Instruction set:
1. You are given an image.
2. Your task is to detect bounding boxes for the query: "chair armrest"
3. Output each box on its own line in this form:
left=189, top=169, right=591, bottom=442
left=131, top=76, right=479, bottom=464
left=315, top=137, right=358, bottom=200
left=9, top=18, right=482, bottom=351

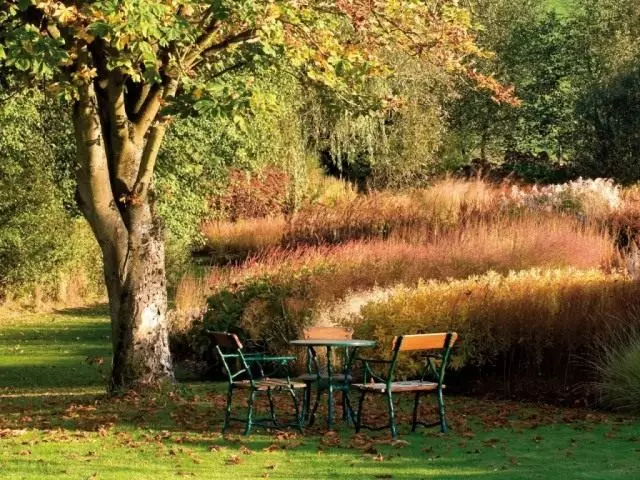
left=354, top=358, right=389, bottom=384
left=244, top=354, right=296, bottom=363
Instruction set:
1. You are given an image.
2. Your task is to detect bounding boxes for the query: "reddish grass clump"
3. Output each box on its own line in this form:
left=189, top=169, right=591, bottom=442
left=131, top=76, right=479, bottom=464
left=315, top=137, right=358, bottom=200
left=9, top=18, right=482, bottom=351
left=212, top=214, right=614, bottom=293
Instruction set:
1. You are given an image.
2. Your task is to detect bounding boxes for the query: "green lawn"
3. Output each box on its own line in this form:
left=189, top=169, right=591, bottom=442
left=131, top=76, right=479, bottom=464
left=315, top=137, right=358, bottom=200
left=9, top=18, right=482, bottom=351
left=1, top=308, right=640, bottom=479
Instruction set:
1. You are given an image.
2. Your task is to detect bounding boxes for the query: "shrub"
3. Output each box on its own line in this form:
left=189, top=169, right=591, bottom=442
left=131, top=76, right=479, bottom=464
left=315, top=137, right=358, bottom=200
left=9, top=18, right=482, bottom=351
left=0, top=93, right=104, bottom=307
left=591, top=324, right=640, bottom=412
left=505, top=178, right=622, bottom=219
left=212, top=168, right=291, bottom=221
left=348, top=268, right=640, bottom=398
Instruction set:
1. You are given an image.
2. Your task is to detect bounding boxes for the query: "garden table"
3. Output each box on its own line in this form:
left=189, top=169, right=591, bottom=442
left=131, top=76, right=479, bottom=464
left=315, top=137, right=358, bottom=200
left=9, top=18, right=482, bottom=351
left=289, top=338, right=376, bottom=429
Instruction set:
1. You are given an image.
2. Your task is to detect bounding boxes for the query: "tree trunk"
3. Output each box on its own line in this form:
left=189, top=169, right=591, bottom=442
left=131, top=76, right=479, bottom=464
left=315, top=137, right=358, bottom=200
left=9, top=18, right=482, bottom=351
left=72, top=69, right=176, bottom=393
left=108, top=200, right=173, bottom=392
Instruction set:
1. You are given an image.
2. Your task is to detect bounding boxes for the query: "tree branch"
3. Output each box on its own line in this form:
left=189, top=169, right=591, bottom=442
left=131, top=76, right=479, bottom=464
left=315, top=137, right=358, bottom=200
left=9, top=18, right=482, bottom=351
left=132, top=79, right=179, bottom=201
left=73, top=72, right=126, bottom=249
left=187, top=29, right=257, bottom=68
left=132, top=82, right=164, bottom=143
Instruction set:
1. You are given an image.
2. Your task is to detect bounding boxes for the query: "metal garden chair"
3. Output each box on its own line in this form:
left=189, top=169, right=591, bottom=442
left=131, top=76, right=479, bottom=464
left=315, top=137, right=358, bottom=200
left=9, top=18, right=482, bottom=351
left=352, top=332, right=458, bottom=439
left=294, top=326, right=354, bottom=424
left=210, top=331, right=306, bottom=435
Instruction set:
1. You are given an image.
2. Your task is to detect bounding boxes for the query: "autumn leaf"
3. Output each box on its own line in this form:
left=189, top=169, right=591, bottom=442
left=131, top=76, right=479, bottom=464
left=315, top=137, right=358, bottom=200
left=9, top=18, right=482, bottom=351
left=225, top=455, right=242, bottom=465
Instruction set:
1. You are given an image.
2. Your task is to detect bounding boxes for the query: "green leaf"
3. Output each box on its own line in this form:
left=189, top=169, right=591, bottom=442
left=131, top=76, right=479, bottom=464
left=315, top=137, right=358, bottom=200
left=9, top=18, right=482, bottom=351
left=14, top=57, right=31, bottom=72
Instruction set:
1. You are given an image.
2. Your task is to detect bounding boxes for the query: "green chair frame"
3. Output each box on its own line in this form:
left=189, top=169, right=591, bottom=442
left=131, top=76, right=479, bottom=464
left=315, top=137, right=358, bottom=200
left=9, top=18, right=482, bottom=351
left=352, top=332, right=458, bottom=439
left=210, top=331, right=306, bottom=435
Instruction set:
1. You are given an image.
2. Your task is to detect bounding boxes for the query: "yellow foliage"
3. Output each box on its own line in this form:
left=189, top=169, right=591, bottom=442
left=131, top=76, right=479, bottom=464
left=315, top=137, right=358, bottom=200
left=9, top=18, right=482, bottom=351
left=350, top=268, right=640, bottom=380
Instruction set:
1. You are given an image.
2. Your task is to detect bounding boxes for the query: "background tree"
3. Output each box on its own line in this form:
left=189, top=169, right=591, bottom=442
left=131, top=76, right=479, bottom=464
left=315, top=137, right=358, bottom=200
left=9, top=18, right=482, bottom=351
left=0, top=0, right=507, bottom=392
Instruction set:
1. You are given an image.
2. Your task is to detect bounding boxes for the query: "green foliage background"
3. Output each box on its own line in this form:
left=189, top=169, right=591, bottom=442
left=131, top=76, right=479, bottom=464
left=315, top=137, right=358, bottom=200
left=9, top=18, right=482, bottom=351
left=2, top=0, right=640, bottom=301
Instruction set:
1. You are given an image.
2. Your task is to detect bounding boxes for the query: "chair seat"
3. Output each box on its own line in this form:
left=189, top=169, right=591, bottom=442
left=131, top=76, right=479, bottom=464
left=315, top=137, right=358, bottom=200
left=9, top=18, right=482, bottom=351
left=352, top=380, right=442, bottom=393
left=233, top=378, right=307, bottom=391
left=295, top=373, right=352, bottom=383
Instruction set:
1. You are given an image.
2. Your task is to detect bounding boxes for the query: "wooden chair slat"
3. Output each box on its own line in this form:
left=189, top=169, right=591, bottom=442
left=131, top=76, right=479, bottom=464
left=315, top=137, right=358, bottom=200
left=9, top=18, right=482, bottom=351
left=352, top=380, right=441, bottom=393
left=303, top=326, right=354, bottom=340
left=393, top=333, right=458, bottom=351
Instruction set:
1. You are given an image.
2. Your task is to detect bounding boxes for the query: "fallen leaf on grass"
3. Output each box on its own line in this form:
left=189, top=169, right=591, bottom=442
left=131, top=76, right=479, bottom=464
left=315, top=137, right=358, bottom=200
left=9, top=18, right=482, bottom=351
left=274, top=431, right=297, bottom=441
left=483, top=438, right=500, bottom=448
left=321, top=431, right=341, bottom=448
left=349, top=433, right=372, bottom=449
left=225, top=455, right=242, bottom=465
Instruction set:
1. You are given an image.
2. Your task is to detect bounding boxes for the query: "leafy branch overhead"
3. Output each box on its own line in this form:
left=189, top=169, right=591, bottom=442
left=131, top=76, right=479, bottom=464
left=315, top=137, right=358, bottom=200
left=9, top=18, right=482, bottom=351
left=0, top=0, right=517, bottom=121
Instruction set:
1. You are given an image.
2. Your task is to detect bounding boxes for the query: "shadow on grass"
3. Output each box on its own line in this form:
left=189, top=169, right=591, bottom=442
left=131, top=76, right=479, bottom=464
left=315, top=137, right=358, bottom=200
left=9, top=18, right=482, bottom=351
left=53, top=303, right=111, bottom=319
left=0, top=306, right=111, bottom=390
left=0, top=382, right=637, bottom=479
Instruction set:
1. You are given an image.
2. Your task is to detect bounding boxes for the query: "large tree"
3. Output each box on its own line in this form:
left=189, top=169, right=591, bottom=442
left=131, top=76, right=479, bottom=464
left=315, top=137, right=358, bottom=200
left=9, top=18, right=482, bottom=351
left=0, top=0, right=509, bottom=392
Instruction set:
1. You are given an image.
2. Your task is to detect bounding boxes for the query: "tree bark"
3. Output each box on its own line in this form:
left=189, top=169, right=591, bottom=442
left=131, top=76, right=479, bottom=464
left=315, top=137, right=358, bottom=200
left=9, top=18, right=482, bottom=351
left=72, top=63, right=175, bottom=393
left=108, top=200, right=173, bottom=392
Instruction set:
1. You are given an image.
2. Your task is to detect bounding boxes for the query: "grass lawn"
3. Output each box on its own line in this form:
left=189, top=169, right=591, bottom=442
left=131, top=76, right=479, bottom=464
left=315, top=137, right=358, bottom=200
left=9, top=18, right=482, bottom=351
left=1, top=308, right=640, bottom=479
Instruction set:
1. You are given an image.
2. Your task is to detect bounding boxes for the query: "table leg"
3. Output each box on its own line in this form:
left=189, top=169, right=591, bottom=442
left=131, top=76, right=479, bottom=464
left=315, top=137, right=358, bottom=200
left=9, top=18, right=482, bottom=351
left=326, top=345, right=333, bottom=429
left=343, top=346, right=359, bottom=425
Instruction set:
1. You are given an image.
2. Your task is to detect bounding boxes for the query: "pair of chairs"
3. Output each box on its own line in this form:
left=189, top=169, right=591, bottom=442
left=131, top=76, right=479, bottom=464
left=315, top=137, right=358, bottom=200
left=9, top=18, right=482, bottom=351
left=210, top=329, right=458, bottom=438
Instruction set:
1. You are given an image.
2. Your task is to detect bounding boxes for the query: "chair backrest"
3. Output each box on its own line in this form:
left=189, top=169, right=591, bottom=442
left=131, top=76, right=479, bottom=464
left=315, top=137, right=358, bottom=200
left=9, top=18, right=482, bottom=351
left=303, top=326, right=353, bottom=340
left=392, top=333, right=458, bottom=352
left=379, top=332, right=458, bottom=387
left=210, top=331, right=243, bottom=350
left=208, top=331, right=252, bottom=385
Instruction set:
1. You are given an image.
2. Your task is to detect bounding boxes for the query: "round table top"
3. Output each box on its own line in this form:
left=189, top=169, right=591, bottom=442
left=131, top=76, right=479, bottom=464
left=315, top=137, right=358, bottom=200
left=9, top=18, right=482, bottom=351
left=289, top=339, right=376, bottom=348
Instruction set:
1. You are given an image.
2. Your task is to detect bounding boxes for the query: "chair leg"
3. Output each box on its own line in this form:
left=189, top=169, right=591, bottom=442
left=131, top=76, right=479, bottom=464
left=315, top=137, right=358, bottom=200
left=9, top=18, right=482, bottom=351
left=341, top=391, right=348, bottom=421
left=411, top=392, right=421, bottom=433
left=387, top=392, right=398, bottom=439
left=223, top=384, right=233, bottom=434
left=289, top=388, right=304, bottom=433
left=303, top=382, right=312, bottom=423
left=327, top=383, right=334, bottom=429
left=244, top=390, right=256, bottom=436
left=437, top=388, right=448, bottom=433
left=267, top=388, right=277, bottom=425
left=309, top=387, right=322, bottom=427
left=344, top=391, right=355, bottom=424
left=355, top=390, right=366, bottom=433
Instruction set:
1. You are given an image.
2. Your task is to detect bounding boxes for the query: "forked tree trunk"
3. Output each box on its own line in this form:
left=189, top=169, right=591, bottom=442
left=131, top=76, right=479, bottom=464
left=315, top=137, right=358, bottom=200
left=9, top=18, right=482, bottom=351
left=72, top=62, right=177, bottom=393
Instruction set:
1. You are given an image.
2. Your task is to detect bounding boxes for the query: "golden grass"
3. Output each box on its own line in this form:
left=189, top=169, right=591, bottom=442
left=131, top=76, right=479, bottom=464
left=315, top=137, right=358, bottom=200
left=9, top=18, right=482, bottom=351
left=350, top=268, right=640, bottom=390
left=200, top=216, right=287, bottom=261
left=201, top=178, right=505, bottom=258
